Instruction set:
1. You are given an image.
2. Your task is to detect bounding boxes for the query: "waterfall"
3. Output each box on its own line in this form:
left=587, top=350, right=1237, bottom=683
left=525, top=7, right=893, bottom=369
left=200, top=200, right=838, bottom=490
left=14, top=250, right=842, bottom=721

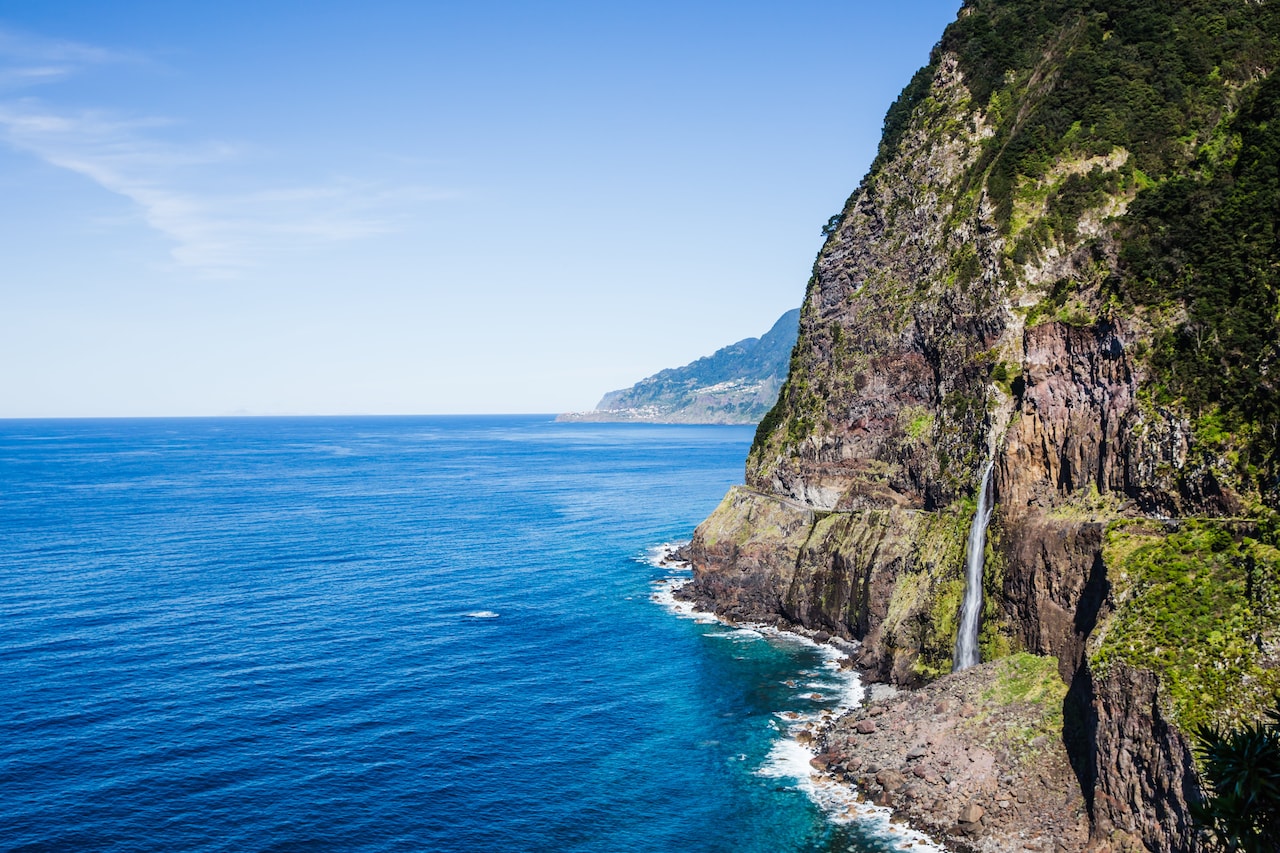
left=953, top=460, right=995, bottom=673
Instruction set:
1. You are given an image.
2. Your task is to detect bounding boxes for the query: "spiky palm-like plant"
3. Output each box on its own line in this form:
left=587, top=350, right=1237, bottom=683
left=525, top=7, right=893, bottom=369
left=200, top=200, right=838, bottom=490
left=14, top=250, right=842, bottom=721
left=1193, top=706, right=1280, bottom=853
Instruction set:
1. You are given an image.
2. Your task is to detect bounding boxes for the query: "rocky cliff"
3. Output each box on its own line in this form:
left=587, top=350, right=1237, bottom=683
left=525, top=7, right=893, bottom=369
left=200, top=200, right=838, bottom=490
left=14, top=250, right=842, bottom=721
left=680, top=2, right=1280, bottom=850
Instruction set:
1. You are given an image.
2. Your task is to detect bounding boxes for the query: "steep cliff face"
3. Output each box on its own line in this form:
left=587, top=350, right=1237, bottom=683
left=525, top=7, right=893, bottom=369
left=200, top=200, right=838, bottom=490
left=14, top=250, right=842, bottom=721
left=1067, top=662, right=1202, bottom=852
left=748, top=51, right=1002, bottom=513
left=683, top=1, right=1280, bottom=849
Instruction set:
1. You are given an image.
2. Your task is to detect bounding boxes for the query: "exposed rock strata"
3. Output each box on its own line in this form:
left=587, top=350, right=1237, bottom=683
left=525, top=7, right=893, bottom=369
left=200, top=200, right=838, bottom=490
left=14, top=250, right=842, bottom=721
left=1067, top=662, right=1201, bottom=853
left=681, top=2, right=1280, bottom=850
left=812, top=656, right=1090, bottom=852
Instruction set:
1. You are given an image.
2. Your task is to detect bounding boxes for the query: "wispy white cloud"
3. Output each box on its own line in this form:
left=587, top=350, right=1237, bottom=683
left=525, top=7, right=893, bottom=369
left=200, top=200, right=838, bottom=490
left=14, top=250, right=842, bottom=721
left=0, top=101, right=429, bottom=271
left=0, top=26, right=135, bottom=90
left=0, top=26, right=127, bottom=65
left=0, top=26, right=457, bottom=273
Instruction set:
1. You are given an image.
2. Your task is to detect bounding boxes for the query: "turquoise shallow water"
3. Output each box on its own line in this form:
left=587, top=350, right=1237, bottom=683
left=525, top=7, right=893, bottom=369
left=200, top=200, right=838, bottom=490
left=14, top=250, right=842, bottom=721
left=0, top=415, right=926, bottom=853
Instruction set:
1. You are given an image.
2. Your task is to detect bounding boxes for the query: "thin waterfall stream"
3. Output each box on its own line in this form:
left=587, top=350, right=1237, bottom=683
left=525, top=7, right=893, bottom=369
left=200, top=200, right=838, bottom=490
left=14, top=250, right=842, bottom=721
left=953, top=460, right=995, bottom=672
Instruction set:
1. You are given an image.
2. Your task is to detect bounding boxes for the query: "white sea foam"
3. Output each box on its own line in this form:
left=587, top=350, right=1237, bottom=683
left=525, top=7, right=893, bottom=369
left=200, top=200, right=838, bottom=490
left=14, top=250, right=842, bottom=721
left=750, top=635, right=947, bottom=849
left=646, top=538, right=946, bottom=852
left=650, top=577, right=714, bottom=621
left=648, top=549, right=722, bottom=626
left=755, top=723, right=946, bottom=852
left=724, top=628, right=764, bottom=642
left=757, top=735, right=816, bottom=780
left=639, top=542, right=691, bottom=570
left=770, top=632, right=865, bottom=713
left=645, top=543, right=721, bottom=623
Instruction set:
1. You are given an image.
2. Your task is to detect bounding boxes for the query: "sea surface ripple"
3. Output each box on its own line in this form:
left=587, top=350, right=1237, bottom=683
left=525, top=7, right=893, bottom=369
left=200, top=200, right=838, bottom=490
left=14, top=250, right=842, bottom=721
left=0, top=415, right=924, bottom=853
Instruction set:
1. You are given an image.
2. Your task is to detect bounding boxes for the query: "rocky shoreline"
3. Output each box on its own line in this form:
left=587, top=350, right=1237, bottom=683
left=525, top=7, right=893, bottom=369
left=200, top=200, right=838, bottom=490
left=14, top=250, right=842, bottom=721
left=665, top=548, right=1089, bottom=852
left=665, top=3, right=1280, bottom=849
left=809, top=658, right=1091, bottom=853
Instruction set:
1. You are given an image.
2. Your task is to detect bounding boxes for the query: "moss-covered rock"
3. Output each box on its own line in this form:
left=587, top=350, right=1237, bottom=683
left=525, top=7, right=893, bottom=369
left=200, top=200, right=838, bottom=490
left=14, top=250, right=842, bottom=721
left=689, top=1, right=1280, bottom=847
left=1093, top=518, right=1280, bottom=732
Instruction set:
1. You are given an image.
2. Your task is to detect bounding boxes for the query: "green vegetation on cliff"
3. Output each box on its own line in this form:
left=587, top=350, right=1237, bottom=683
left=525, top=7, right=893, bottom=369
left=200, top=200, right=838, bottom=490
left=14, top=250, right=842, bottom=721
left=946, top=0, right=1280, bottom=219
left=1094, top=518, right=1280, bottom=732
left=977, top=652, right=1068, bottom=755
left=753, top=0, right=1280, bottom=506
left=1118, top=74, right=1280, bottom=500
left=879, top=497, right=980, bottom=680
left=941, top=0, right=1280, bottom=502
left=696, top=2, right=1280, bottom=847
left=566, top=309, right=800, bottom=425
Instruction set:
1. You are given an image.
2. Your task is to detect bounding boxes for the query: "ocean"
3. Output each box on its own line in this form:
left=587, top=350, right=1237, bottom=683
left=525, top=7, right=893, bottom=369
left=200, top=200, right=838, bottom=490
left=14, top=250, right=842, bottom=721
left=0, top=415, right=936, bottom=853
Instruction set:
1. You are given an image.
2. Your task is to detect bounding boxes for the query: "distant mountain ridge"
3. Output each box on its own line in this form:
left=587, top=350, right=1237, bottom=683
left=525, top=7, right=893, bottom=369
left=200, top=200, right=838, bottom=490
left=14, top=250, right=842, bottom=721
left=559, top=309, right=799, bottom=424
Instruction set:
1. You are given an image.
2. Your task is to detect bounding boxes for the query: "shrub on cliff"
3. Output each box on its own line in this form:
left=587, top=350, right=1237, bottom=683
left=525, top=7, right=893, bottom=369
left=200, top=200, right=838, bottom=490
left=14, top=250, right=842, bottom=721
left=1193, top=705, right=1280, bottom=852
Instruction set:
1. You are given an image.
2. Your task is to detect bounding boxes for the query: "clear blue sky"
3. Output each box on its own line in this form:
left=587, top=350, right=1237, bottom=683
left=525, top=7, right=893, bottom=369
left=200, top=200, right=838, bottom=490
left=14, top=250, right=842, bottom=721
left=1, top=1, right=961, bottom=417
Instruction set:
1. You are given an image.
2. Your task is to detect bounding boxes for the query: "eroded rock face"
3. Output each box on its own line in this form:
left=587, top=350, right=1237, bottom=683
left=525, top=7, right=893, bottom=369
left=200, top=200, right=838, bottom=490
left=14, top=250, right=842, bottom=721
left=746, top=54, right=1001, bottom=515
left=680, top=486, right=813, bottom=624
left=998, top=319, right=1233, bottom=520
left=1000, top=320, right=1141, bottom=513
left=1067, top=662, right=1202, bottom=853
left=993, top=514, right=1106, bottom=679
left=683, top=3, right=1280, bottom=850
left=683, top=486, right=975, bottom=683
left=819, top=657, right=1090, bottom=853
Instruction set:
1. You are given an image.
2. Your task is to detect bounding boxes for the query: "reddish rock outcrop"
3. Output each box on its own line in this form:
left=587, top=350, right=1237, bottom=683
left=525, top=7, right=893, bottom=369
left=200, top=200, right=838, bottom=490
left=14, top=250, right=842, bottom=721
left=1067, top=662, right=1202, bottom=853
left=682, top=4, right=1280, bottom=851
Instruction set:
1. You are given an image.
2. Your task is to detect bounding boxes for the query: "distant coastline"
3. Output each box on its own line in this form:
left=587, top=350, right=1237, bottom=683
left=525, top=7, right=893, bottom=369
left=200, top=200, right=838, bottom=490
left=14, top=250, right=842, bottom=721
left=556, top=379, right=778, bottom=426
left=559, top=309, right=798, bottom=425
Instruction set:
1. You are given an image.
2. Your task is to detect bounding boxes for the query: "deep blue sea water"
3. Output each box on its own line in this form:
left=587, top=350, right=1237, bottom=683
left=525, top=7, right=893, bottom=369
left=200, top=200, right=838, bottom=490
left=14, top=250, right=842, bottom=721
left=0, top=416, right=931, bottom=853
